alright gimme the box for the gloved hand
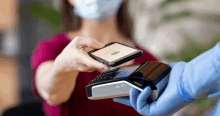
[113,62,191,116]
[113,42,220,116]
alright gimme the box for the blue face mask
[74,0,123,23]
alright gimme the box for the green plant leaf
[194,97,212,110]
[21,2,62,30]
[162,11,192,22]
[162,29,219,62]
[149,11,192,30]
[159,0,186,9]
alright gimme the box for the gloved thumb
[113,96,131,106]
[136,86,152,114]
[130,87,140,110]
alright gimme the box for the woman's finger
[74,63,91,72]
[74,36,105,49]
[78,51,109,70]
[86,68,96,72]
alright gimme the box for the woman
[31,0,157,116]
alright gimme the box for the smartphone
[88,42,143,67]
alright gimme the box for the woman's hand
[53,36,109,74]
[36,36,109,106]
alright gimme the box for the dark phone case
[88,42,143,67]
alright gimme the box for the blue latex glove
[114,62,190,116]
[178,43,220,100]
[113,42,220,116]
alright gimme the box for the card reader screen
[114,64,141,79]
[91,43,139,62]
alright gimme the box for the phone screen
[91,43,139,63]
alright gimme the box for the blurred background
[0,0,219,115]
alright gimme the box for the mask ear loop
[72,7,81,30]
[72,9,77,29]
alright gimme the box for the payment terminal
[85,61,171,101]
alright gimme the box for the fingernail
[100,44,105,47]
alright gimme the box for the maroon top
[31,33,157,116]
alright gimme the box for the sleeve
[31,40,56,99]
[31,36,70,99]
[177,42,220,102]
[136,45,158,62]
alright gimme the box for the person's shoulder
[31,33,71,69]
[32,32,71,60]
[34,33,71,50]
[44,32,71,44]
[134,43,158,61]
